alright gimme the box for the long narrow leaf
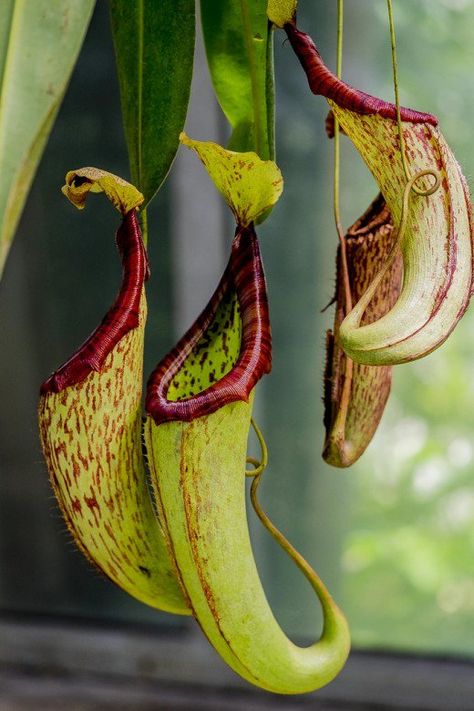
[0,0,95,280]
[109,0,195,208]
[201,0,275,161]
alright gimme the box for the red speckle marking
[84,495,99,511]
[72,498,82,514]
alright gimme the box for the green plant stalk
[265,25,276,161]
[240,0,265,158]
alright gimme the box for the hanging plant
[269,0,472,464]
[3,0,466,696]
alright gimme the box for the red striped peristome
[40,210,149,394]
[284,20,438,127]
[146,224,272,424]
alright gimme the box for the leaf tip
[180,134,283,227]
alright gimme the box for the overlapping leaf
[0,0,95,280]
[201,0,274,160]
[109,0,195,208]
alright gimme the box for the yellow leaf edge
[62,167,144,214]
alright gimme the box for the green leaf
[200,0,275,161]
[109,0,195,209]
[0,0,95,280]
[180,132,283,226]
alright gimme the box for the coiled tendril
[246,419,331,599]
[334,0,441,345]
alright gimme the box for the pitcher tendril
[345,0,442,334]
[333,0,349,312]
[387,0,441,198]
[246,417,268,477]
[246,418,343,619]
[341,170,441,332]
[339,1,443,332]
[331,0,354,449]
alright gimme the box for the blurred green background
[260,0,474,657]
[0,0,472,661]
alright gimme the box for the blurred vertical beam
[169,8,229,338]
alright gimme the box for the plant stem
[240,0,265,158]
[136,0,144,192]
[141,206,148,248]
[331,0,354,450]
[265,25,276,161]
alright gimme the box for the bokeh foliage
[338,0,474,656]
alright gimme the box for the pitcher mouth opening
[146,224,272,425]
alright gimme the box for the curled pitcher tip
[62,167,144,214]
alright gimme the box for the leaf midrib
[136,0,144,190]
[0,0,24,160]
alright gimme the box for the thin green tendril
[343,168,442,331]
[387,0,440,197]
[140,207,149,247]
[331,0,354,446]
[333,0,351,313]
[246,419,335,613]
[339,3,441,332]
